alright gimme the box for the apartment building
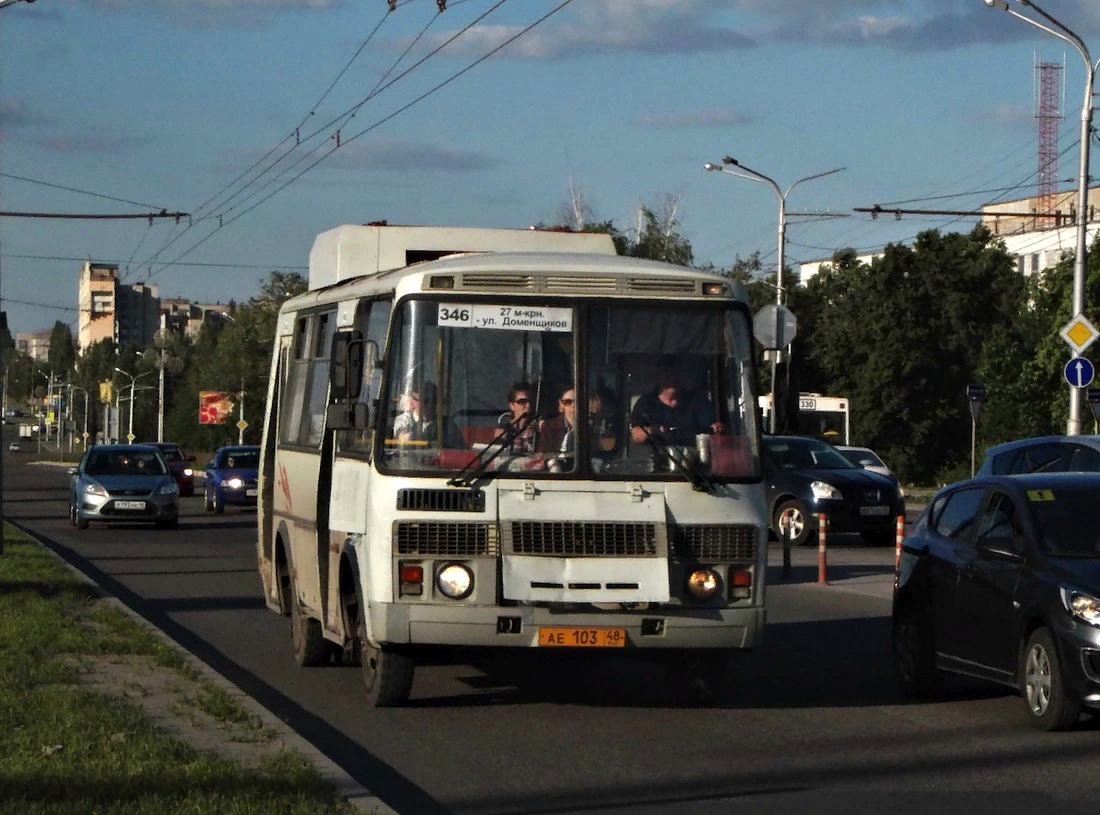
[77,262,160,351]
[15,329,51,362]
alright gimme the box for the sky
[3,0,1100,336]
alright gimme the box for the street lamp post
[114,368,153,442]
[704,159,845,433]
[983,0,1097,434]
[70,385,89,449]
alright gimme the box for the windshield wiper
[448,412,537,488]
[636,421,714,493]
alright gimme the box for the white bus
[759,392,850,444]
[257,224,767,706]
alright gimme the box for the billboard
[199,391,234,425]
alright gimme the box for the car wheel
[290,582,329,667]
[1021,628,1081,731]
[69,503,77,527]
[861,530,894,547]
[893,601,942,698]
[213,490,224,515]
[204,487,214,513]
[75,514,89,530]
[774,499,813,547]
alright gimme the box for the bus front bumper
[367,603,765,650]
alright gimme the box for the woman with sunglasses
[495,381,539,454]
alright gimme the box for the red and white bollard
[894,514,905,574]
[817,512,829,585]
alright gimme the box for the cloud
[636,107,753,129]
[980,102,1033,127]
[35,134,154,155]
[214,139,501,177]
[0,99,55,128]
[414,1,755,60]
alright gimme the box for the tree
[47,321,76,377]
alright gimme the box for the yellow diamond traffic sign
[1060,314,1100,354]
[236,419,248,431]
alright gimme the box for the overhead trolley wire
[140,0,576,286]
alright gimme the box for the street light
[705,158,845,433]
[0,0,37,9]
[983,0,1097,435]
[114,367,154,442]
[69,385,89,450]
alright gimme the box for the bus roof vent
[460,274,536,290]
[627,277,697,294]
[544,275,618,293]
[396,488,485,513]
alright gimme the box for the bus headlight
[436,563,473,599]
[686,568,720,599]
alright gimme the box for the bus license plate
[538,627,626,648]
[115,501,145,511]
[860,505,889,516]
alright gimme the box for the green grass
[0,529,354,815]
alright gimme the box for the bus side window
[280,315,312,445]
[340,298,392,457]
[300,311,335,448]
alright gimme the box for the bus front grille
[394,522,498,556]
[627,277,697,294]
[396,488,485,513]
[505,521,665,557]
[669,524,758,562]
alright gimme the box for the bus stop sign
[966,384,986,423]
[753,304,797,351]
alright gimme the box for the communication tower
[1036,54,1064,230]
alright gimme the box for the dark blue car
[762,435,905,546]
[203,445,260,514]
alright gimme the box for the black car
[975,435,1100,476]
[893,472,1100,730]
[762,435,904,547]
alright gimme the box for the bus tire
[290,583,329,667]
[359,618,414,707]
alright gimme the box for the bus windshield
[379,299,759,481]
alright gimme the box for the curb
[7,519,398,815]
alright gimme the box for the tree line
[3,204,1093,485]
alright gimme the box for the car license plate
[538,627,626,647]
[860,505,889,516]
[115,500,145,511]
[246,489,257,497]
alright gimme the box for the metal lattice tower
[1036,57,1063,230]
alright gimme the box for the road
[5,454,1100,815]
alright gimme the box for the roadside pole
[816,513,828,586]
[781,520,792,580]
[894,514,905,595]
[966,384,986,478]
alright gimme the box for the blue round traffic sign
[1065,357,1095,389]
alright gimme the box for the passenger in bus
[629,370,725,446]
[495,381,539,454]
[392,382,461,446]
[537,385,576,457]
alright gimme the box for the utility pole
[238,378,245,445]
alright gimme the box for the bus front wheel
[358,618,415,707]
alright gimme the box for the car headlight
[183,468,193,477]
[810,480,843,501]
[686,568,720,599]
[436,563,473,599]
[157,481,179,495]
[1061,588,1100,627]
[225,477,244,489]
[83,482,107,497]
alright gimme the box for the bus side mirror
[330,330,364,402]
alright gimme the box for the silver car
[69,444,179,529]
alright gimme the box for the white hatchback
[835,445,904,492]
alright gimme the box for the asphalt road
[6,452,1100,815]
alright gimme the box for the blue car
[203,445,260,514]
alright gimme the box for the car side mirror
[67,467,78,476]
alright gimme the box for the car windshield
[840,449,885,468]
[764,437,856,470]
[1030,484,1100,557]
[85,449,167,477]
[221,452,259,469]
[157,447,184,462]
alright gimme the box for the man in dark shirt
[630,371,724,446]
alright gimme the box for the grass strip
[0,527,355,815]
